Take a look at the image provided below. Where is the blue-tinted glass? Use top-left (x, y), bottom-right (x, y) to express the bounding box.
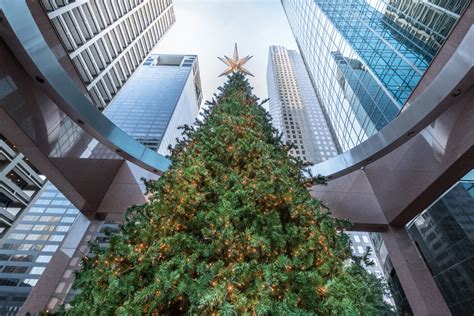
top-left (282, 0), bottom-right (469, 150)
top-left (104, 56), bottom-right (193, 151)
top-left (407, 180), bottom-right (474, 314)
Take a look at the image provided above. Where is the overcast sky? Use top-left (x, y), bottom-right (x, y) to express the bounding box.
top-left (153, 0), bottom-right (298, 104)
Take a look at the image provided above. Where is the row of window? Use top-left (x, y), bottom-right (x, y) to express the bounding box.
top-left (47, 0), bottom-right (174, 109)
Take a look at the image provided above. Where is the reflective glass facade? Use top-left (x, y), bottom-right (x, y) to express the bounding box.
top-left (281, 0), bottom-right (469, 150)
top-left (371, 171), bottom-right (474, 314)
top-left (0, 183), bottom-right (80, 314)
top-left (105, 54), bottom-right (202, 153)
top-left (407, 173), bottom-right (474, 314)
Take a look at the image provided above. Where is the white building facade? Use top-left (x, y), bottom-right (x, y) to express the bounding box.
top-left (267, 46), bottom-right (338, 163)
top-left (40, 0), bottom-right (176, 110)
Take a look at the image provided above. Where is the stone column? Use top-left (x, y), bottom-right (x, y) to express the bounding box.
top-left (382, 226), bottom-right (451, 316)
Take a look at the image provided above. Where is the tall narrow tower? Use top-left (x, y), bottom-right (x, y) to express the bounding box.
top-left (267, 46), bottom-right (338, 164)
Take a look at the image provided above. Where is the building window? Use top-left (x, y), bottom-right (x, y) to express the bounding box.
top-left (3, 266), bottom-right (28, 273)
top-left (0, 278), bottom-right (19, 286)
top-left (0, 193), bottom-right (12, 207)
top-left (36, 256), bottom-right (52, 263)
top-left (30, 267), bottom-right (45, 275)
top-left (11, 255), bottom-right (33, 262)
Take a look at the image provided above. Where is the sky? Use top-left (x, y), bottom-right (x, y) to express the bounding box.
top-left (153, 0), bottom-right (298, 104)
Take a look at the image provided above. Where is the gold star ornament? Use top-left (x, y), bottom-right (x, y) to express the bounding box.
top-left (218, 43), bottom-right (254, 77)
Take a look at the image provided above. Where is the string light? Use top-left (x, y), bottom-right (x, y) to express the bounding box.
top-left (67, 73), bottom-right (382, 314)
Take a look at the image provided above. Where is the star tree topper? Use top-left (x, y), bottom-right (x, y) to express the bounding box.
top-left (218, 43), bottom-right (254, 77)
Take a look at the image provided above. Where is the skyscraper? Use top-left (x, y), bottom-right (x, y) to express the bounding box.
top-left (405, 173), bottom-right (474, 314)
top-left (105, 54), bottom-right (202, 154)
top-left (0, 183), bottom-right (83, 314)
top-left (267, 46), bottom-right (338, 163)
top-left (267, 46), bottom-right (385, 279)
top-left (281, 0), bottom-right (470, 150)
top-left (39, 0), bottom-right (176, 110)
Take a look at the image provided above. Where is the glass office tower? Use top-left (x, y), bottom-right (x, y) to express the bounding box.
top-left (372, 171), bottom-right (474, 314)
top-left (0, 184), bottom-right (82, 314)
top-left (105, 54), bottom-right (202, 155)
top-left (406, 172), bottom-right (474, 314)
top-left (281, 0), bottom-right (469, 150)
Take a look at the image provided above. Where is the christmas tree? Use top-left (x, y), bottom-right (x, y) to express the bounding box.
top-left (64, 69), bottom-right (390, 314)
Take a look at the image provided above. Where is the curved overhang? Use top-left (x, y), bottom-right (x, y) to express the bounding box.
top-left (0, 0), bottom-right (171, 175)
